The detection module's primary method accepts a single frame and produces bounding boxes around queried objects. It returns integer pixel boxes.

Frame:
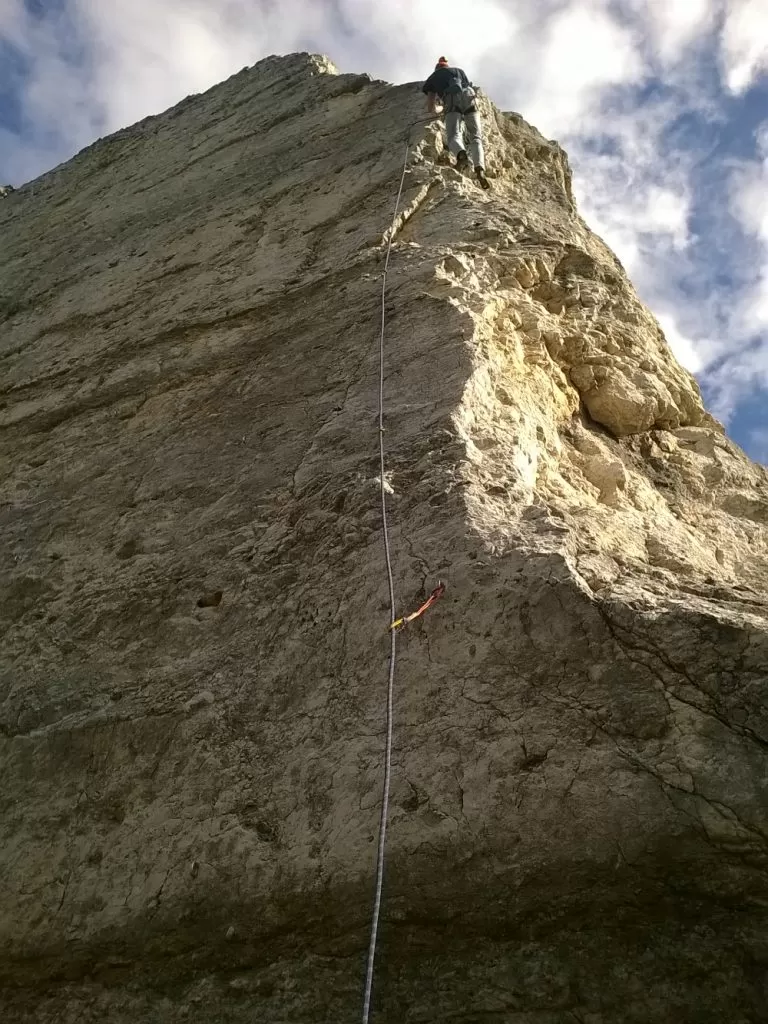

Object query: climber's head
[436,56,449,68]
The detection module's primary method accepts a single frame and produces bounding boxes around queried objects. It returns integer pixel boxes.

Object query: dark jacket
[422,65,470,98]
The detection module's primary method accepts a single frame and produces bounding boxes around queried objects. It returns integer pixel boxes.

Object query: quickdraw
[390,581,446,632]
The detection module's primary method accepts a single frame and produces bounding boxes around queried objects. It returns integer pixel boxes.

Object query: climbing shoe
[455,150,469,170]
[475,167,491,190]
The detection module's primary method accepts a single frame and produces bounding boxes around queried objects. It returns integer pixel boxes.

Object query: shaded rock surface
[1,52,768,1023]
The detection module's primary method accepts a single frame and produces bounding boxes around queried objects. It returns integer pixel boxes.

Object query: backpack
[444,71,477,114]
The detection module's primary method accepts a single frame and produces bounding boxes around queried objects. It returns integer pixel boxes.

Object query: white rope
[361,132,413,1024]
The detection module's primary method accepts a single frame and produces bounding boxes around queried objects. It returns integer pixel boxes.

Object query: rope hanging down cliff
[360,129,409,1024]
[361,116,440,1024]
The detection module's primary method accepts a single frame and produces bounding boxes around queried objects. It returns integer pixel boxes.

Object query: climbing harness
[360,116,441,1024]
[390,582,446,632]
[444,80,478,115]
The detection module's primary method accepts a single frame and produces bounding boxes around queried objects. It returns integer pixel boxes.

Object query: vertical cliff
[1,52,767,1023]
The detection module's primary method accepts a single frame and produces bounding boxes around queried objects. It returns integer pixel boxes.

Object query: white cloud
[728,122,768,338]
[518,3,645,134]
[552,95,694,297]
[740,269,768,339]
[730,146,768,248]
[656,314,705,373]
[642,185,691,248]
[706,338,768,422]
[0,0,28,41]
[721,0,768,93]
[630,0,716,63]
[577,171,692,278]
[341,0,518,83]
[0,5,14,38]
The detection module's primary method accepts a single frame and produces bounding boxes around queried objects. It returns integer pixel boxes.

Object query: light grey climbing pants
[445,110,485,170]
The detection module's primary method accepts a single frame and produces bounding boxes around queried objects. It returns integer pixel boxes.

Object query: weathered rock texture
[2,53,768,1024]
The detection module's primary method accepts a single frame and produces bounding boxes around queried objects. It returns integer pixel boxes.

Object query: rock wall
[1,52,767,1023]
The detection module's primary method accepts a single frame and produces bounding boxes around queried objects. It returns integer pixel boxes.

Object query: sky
[1,0,767,463]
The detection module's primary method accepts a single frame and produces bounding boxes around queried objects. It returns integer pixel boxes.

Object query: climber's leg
[444,111,466,160]
[465,111,485,170]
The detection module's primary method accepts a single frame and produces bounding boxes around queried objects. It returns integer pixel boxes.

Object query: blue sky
[1,0,767,463]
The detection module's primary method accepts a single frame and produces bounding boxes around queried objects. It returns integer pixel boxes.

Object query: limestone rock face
[1,53,768,1024]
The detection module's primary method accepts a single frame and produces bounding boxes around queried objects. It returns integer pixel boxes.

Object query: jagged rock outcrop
[1,53,768,1024]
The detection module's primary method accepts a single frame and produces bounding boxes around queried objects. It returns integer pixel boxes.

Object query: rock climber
[422,57,490,190]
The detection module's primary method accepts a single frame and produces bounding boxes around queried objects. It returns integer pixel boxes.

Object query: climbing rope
[361,114,446,1024]
[360,124,420,1024]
